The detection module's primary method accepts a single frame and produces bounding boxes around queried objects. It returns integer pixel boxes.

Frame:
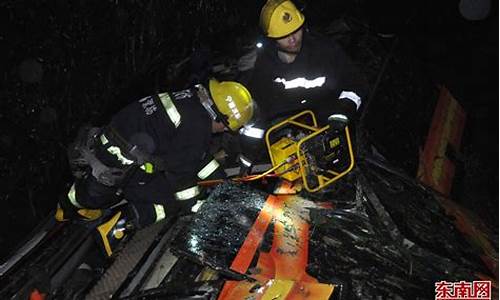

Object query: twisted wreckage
[2,1,497,298]
[0,107,497,300]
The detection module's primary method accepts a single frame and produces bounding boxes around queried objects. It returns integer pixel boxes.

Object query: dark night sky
[0,0,498,260]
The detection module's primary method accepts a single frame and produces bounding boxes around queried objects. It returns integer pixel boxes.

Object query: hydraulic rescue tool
[264,110,355,192]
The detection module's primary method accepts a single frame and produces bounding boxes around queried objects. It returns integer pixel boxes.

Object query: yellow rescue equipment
[265,110,355,192]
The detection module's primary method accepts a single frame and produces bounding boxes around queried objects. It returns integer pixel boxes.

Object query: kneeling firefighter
[56,79,255,257]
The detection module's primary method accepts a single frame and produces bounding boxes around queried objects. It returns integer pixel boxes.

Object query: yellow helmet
[260,0,305,38]
[209,79,254,131]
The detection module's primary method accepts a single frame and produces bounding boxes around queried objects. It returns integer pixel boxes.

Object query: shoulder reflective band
[339,91,361,110]
[107,146,134,165]
[158,93,181,128]
[67,183,83,208]
[174,185,201,201]
[100,134,109,145]
[197,159,220,180]
[239,126,265,139]
[153,204,166,223]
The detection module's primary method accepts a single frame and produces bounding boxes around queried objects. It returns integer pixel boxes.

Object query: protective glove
[237,153,253,176]
[326,96,358,132]
[327,114,349,132]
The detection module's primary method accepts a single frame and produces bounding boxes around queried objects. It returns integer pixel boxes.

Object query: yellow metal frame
[265,110,355,193]
[297,126,355,192]
[265,110,318,166]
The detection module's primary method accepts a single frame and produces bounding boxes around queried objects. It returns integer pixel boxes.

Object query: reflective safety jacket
[246,30,368,126]
[90,88,220,208]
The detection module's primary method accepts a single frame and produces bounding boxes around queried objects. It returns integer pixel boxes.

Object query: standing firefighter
[56,79,254,256]
[250,0,367,126]
[237,0,368,169]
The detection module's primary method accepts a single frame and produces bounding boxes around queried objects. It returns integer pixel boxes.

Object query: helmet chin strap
[195,84,229,127]
[196,84,217,120]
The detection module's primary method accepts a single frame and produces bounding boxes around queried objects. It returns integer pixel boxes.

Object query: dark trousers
[73,158,187,228]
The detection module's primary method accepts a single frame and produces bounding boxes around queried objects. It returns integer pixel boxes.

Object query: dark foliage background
[0,0,497,260]
[0,0,263,259]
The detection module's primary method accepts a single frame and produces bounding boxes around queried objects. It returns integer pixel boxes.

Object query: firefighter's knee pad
[95,208,136,257]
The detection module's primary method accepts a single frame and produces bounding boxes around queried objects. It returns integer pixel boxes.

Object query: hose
[198,160,292,186]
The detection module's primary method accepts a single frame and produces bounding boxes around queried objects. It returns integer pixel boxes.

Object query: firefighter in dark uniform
[55,79,254,256]
[237,0,368,168]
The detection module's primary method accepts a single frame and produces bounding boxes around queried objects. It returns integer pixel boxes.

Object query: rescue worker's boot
[95,207,137,257]
[55,186,103,222]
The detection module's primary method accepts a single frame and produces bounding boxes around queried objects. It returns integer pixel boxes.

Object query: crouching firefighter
[55,79,255,257]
